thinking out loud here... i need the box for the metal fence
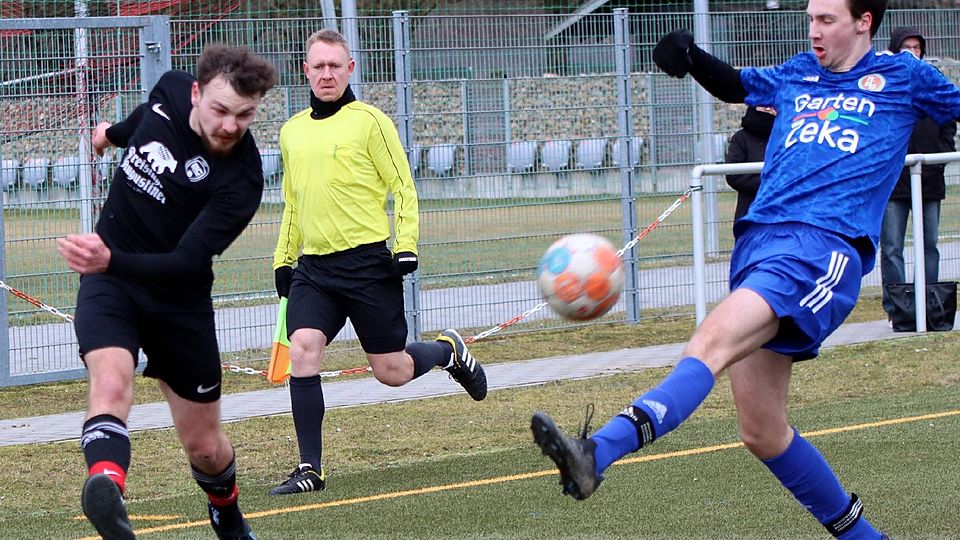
[2,9,960,385]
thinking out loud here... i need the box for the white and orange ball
[537,233,624,321]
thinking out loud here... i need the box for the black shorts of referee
[287,241,408,354]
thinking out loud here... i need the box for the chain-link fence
[2,7,960,385]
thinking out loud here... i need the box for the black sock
[191,456,238,507]
[406,341,452,378]
[290,375,324,471]
[193,457,245,533]
[81,414,131,492]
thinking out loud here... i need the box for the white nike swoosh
[196,383,220,394]
[103,469,121,477]
[152,103,170,121]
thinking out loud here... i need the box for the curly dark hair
[196,44,278,98]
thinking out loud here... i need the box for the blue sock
[763,429,881,538]
[591,357,714,473]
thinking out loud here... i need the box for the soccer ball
[537,233,624,321]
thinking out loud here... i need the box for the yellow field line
[72,515,183,522]
[77,408,960,539]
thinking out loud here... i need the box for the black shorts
[74,274,222,403]
[287,242,407,354]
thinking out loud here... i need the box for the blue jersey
[739,49,960,272]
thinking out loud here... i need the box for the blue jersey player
[531,0,960,537]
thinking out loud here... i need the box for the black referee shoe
[81,473,135,540]
[437,329,487,401]
[269,463,326,495]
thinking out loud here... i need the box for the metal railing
[689,152,960,332]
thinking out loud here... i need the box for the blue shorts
[729,222,863,360]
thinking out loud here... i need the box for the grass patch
[0,329,958,538]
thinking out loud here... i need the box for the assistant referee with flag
[270,29,488,496]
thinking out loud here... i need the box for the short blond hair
[306,29,350,57]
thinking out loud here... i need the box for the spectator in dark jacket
[880,26,957,323]
[725,106,776,222]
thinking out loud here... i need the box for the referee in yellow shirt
[271,29,487,496]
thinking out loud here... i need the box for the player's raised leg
[532,288,777,499]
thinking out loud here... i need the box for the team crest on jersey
[857,74,885,92]
[185,156,210,182]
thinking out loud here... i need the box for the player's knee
[374,374,405,387]
[371,366,407,387]
[683,335,734,373]
[181,436,221,464]
[88,377,133,411]
[738,423,790,460]
[289,331,325,373]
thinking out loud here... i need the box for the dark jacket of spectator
[887,26,957,202]
[725,106,775,221]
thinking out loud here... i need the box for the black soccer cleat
[531,411,602,500]
[207,501,256,540]
[437,329,487,401]
[269,463,326,496]
[81,473,135,540]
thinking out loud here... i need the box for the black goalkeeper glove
[653,29,695,78]
[275,265,293,298]
[391,251,419,276]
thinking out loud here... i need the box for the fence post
[342,0,364,101]
[614,8,640,324]
[140,16,171,102]
[75,2,95,233]
[393,10,421,342]
[693,0,720,256]
[0,155,7,387]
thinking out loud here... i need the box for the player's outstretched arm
[102,102,149,149]
[653,29,747,104]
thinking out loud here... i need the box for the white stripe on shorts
[799,251,849,314]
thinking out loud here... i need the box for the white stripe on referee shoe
[799,251,849,313]
[462,351,476,371]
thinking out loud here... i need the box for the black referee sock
[289,375,324,471]
[406,341,451,379]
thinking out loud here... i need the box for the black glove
[653,29,695,78]
[391,251,418,276]
[275,265,293,298]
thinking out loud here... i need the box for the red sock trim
[208,484,239,507]
[89,460,127,494]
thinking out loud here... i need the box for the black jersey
[98,70,263,298]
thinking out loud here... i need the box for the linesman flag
[267,297,291,383]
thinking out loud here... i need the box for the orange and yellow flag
[267,297,291,383]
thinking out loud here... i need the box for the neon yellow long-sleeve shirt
[273,101,419,269]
